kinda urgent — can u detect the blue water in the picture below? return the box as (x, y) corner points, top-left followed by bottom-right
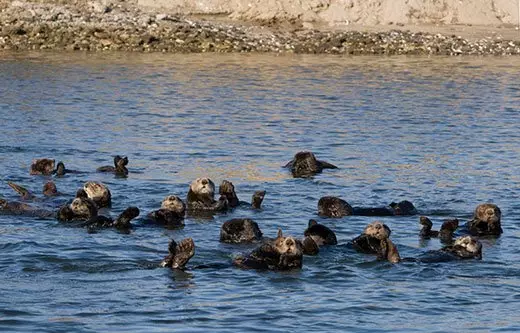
(1, 52), (520, 332)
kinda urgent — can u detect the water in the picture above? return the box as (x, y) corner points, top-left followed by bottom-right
(1, 52), (520, 332)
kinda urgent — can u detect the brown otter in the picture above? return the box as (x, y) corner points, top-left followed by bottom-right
(466, 203), (502, 236)
(410, 236), (483, 263)
(8, 181), (62, 200)
(186, 178), (228, 213)
(220, 218), (263, 243)
(218, 180), (266, 209)
(284, 151), (338, 178)
(304, 219), (337, 246)
(0, 198), (55, 218)
(160, 238), (196, 270)
(317, 196), (353, 217)
(83, 181), (111, 208)
(30, 158), (56, 175)
(96, 155), (129, 177)
(351, 221), (400, 263)
(419, 216), (459, 242)
(146, 195), (186, 228)
(233, 229), (303, 270)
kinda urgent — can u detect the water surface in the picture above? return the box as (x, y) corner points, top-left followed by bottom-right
(1, 52), (520, 332)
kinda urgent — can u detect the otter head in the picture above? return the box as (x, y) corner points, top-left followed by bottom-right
(454, 236), (482, 258)
(161, 195), (186, 214)
(83, 181), (111, 208)
(474, 203), (501, 225)
(390, 200), (417, 215)
(70, 197), (98, 219)
(30, 158), (55, 175)
(291, 151), (319, 177)
(190, 178), (215, 197)
(43, 182), (58, 196)
(274, 229), (302, 256)
(363, 221), (391, 240)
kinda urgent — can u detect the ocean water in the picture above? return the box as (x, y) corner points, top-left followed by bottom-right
(1, 52), (520, 332)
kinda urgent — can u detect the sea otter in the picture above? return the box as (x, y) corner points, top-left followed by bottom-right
(233, 229), (303, 270)
(97, 155), (129, 176)
(83, 181), (111, 208)
(351, 221), (400, 263)
(317, 196), (353, 217)
(8, 181), (62, 200)
(465, 203), (502, 236)
(146, 195), (186, 228)
(220, 218), (263, 243)
(55, 162), (81, 176)
(411, 236), (482, 262)
(57, 195), (139, 231)
(30, 158), (56, 175)
(419, 216), (459, 242)
(304, 219), (337, 246)
(218, 180), (266, 209)
(0, 198), (55, 218)
(284, 151), (338, 178)
(186, 178), (228, 213)
(318, 196), (417, 217)
(160, 238), (196, 270)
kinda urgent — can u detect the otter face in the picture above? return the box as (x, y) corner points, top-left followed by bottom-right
(454, 236), (482, 255)
(190, 178), (215, 196)
(363, 221), (391, 240)
(274, 230), (302, 256)
(161, 195), (186, 214)
(43, 182), (58, 196)
(83, 181), (111, 207)
(390, 200), (417, 215)
(475, 203), (501, 224)
(70, 197), (97, 218)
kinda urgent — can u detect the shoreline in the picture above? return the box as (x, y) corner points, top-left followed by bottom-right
(1, 0), (520, 55)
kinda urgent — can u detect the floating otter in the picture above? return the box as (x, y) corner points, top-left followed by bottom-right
(419, 216), (459, 242)
(160, 238), (196, 270)
(304, 219), (337, 246)
(218, 180), (266, 209)
(186, 178), (228, 213)
(83, 181), (111, 208)
(0, 198), (55, 218)
(220, 218), (263, 243)
(317, 196), (353, 217)
(97, 155), (129, 176)
(318, 196), (417, 217)
(410, 236), (483, 263)
(146, 195), (186, 228)
(351, 221), (400, 263)
(465, 203), (502, 236)
(284, 151), (338, 178)
(30, 158), (56, 175)
(8, 181), (61, 200)
(57, 195), (139, 231)
(233, 229), (303, 270)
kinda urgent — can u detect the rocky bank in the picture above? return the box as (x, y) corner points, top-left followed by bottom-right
(1, 0), (520, 55)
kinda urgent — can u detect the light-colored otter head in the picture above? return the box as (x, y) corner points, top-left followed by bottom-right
(161, 195), (186, 214)
(274, 229), (303, 256)
(83, 181), (111, 207)
(190, 178), (215, 197)
(454, 236), (482, 255)
(70, 197), (97, 218)
(363, 221), (391, 240)
(474, 203), (501, 225)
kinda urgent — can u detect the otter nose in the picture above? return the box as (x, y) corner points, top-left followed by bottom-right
(201, 179), (208, 185)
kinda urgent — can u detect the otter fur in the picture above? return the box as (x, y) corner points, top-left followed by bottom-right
(351, 221), (400, 263)
(186, 178), (228, 213)
(284, 151), (338, 178)
(160, 238), (196, 270)
(466, 203), (502, 236)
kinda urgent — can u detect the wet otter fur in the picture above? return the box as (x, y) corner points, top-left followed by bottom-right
(160, 238), (196, 270)
(0, 198), (55, 218)
(30, 158), (56, 175)
(284, 151), (338, 178)
(97, 155), (129, 176)
(218, 180), (266, 209)
(55, 162), (81, 176)
(8, 181), (61, 200)
(233, 229), (303, 270)
(186, 178), (228, 213)
(352, 200), (417, 216)
(419, 216), (459, 242)
(318, 196), (353, 217)
(466, 203), (502, 236)
(411, 236), (483, 263)
(220, 218), (263, 243)
(351, 221), (400, 263)
(146, 195), (186, 228)
(304, 219), (337, 246)
(83, 181), (111, 208)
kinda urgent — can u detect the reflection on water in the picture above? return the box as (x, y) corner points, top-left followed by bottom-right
(1, 52), (520, 332)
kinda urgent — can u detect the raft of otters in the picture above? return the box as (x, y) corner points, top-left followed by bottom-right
(0, 153), (502, 270)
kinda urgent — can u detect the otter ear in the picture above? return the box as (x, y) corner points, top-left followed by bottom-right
(277, 228), (283, 238)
